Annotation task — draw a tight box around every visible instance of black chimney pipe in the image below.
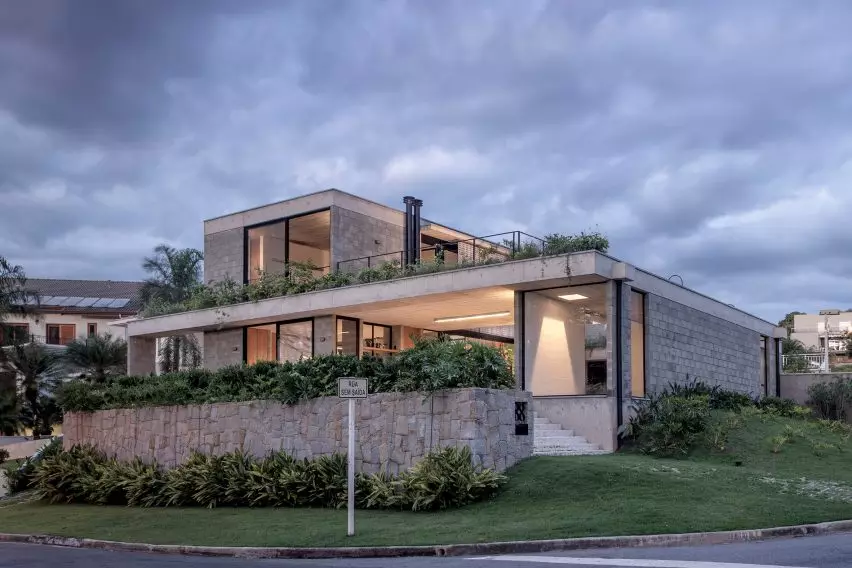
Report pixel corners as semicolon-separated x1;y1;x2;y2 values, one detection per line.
413;198;423;264
403;196;416;265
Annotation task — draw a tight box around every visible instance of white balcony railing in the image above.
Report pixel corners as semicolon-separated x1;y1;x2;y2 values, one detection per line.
781;353;828;373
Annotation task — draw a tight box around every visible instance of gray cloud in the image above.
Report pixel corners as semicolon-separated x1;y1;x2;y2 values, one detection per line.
2;0;852;321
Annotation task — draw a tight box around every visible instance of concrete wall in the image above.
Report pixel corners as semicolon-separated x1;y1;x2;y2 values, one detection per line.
331;205;405;270
780;373;852;404
642;294;765;396
202;329;243;370
534;396;616;451
204;227;244;285
63;388;533;473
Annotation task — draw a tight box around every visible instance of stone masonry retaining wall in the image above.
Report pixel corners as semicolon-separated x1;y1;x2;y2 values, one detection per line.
63;388;533;473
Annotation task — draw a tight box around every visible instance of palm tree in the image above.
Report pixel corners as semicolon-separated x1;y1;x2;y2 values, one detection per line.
0;389;22;436
64;333;127;383
4;343;63;439
141;245;204;371
0;256;39;347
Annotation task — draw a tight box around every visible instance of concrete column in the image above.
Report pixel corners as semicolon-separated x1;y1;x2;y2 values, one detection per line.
128;336;157;376
514;291;525;390
313;315;336;355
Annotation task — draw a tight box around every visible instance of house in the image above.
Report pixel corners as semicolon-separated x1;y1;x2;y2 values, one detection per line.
0;279;144;347
790;311;852;352
114;189;786;453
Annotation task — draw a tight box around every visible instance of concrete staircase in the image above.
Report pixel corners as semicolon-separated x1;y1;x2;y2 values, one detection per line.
533;412;609;456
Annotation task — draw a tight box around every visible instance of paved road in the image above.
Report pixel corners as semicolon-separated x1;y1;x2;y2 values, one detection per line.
1;533;851;568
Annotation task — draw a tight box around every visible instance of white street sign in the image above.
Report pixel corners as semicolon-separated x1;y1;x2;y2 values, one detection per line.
338;377;368;537
338;377;368;399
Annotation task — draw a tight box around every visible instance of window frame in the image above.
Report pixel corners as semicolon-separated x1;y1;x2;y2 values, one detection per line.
362;321;394;354
242;208;331;284
629;289;647;399
46;323;76;346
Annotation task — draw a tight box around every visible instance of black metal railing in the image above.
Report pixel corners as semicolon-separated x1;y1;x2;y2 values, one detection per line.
335;231;545;273
515;401;529;436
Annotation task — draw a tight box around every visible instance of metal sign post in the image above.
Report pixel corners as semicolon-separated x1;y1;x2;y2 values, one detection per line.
338;377;368;537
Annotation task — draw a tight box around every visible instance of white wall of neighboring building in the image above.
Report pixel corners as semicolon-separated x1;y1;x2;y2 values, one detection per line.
4;313;122;343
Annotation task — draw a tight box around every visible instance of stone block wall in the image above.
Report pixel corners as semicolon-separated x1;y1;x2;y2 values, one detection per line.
331;206;405;270
204;228;244;284
203;329;243;370
63;388;533;473
644;294;763;395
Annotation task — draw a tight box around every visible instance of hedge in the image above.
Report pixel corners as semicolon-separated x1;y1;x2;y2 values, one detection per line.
58;336;514;413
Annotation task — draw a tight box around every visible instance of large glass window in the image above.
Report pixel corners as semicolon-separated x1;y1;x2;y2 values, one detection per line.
46;324;75;346
278;320;313;363
246;210;330;283
362;322;394;358
524;284;609;396
246;324;277;365
336;317;359;355
630;290;646;398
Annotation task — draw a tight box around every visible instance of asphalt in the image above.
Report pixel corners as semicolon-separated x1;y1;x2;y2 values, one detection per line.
1;533;851;568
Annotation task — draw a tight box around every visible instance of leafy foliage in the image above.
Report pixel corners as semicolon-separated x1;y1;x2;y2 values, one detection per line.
664;378;755;411
142;229;610;317
64;333;127;383
4;436;63;494
58;336;514;413
0;256;39;326
0;448;8;465
31;445;504;511
3;342;64;437
0;388;23;436
808;378;852;421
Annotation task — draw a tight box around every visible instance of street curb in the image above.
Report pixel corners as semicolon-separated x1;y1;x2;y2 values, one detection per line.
1;519;852;559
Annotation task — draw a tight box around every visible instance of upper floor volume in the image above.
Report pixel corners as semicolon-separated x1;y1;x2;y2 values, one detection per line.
203;188;542;286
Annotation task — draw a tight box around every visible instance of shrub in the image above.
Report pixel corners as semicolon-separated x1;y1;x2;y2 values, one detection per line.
0;448;8;465
666;379;754;411
756;396;810;418
4;437;63;494
636;395;710;456
31;445;504;511
808;379;852;421
58;336;514;413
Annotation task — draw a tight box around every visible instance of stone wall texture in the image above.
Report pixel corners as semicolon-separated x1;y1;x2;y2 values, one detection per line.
203;329;244;370
331;206;405;271
63;388;533;473
204;227;244;284
644;294;765;396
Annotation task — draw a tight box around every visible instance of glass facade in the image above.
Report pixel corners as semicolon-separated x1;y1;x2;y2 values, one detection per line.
246;324;277;365
523;284;609;396
630;290;646;398
246;210;330;282
336;317;359;355
278;320;313;363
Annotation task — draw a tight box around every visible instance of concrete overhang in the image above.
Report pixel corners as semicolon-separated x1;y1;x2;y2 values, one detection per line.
126;251;615;338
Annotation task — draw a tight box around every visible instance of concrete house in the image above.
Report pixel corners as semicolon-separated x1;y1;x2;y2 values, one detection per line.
118;189;786;454
791;311;852;352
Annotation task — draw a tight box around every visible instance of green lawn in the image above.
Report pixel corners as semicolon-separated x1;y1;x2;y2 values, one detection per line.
2;413;852;548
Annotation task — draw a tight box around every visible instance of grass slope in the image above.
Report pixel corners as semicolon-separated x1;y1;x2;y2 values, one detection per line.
2;413;852;547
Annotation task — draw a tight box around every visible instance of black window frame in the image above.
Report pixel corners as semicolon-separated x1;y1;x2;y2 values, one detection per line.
362;321;393;351
243;208;331;285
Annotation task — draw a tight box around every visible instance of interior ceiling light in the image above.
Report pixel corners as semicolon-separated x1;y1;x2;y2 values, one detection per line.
434;311;511;324
559;293;588;301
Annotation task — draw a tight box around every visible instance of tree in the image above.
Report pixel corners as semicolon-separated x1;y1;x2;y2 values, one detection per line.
3;343;63;438
781;337;807;354
141;245;204;372
778;311;805;337
64;333;127;383
0;389;22;436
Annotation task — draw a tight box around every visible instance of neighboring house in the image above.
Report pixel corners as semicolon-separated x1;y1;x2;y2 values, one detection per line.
791;312;852;352
115;188;786;453
0;279;144;347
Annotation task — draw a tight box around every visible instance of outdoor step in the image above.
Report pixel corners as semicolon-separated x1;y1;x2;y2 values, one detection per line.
535;425;574;435
533;449;611;456
534;435;591;444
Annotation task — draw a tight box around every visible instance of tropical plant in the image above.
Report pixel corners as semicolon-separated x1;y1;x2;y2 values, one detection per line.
4;436;63;494
63;333;127;383
0;388;22;435
0;448;8;465
0;256;39;329
140;245;204;370
29;445;505;511
808;378;852;422
58;337;515;413
4;343;64;437
628;394;712;457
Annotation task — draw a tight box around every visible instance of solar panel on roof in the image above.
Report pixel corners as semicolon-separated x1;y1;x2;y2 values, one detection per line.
39;296;55;305
47;296;69;306
78;298;99;307
92;298;114;308
106;298;130;308
59;297;85;307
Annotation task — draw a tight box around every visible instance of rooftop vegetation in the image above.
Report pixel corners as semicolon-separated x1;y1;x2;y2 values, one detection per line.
141;231;608;317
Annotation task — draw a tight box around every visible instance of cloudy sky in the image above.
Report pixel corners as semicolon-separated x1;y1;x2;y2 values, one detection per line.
2;0;851;323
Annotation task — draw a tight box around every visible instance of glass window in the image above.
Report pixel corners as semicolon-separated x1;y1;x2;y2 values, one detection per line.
0;323;30;346
278;320;313;363
336;317;359;355
246;324;277;365
247;221;287;283
288;210;331;276
46;324;75;345
87;323;98;337
363;322;394;357
524;284;609;396
630;290;646;398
